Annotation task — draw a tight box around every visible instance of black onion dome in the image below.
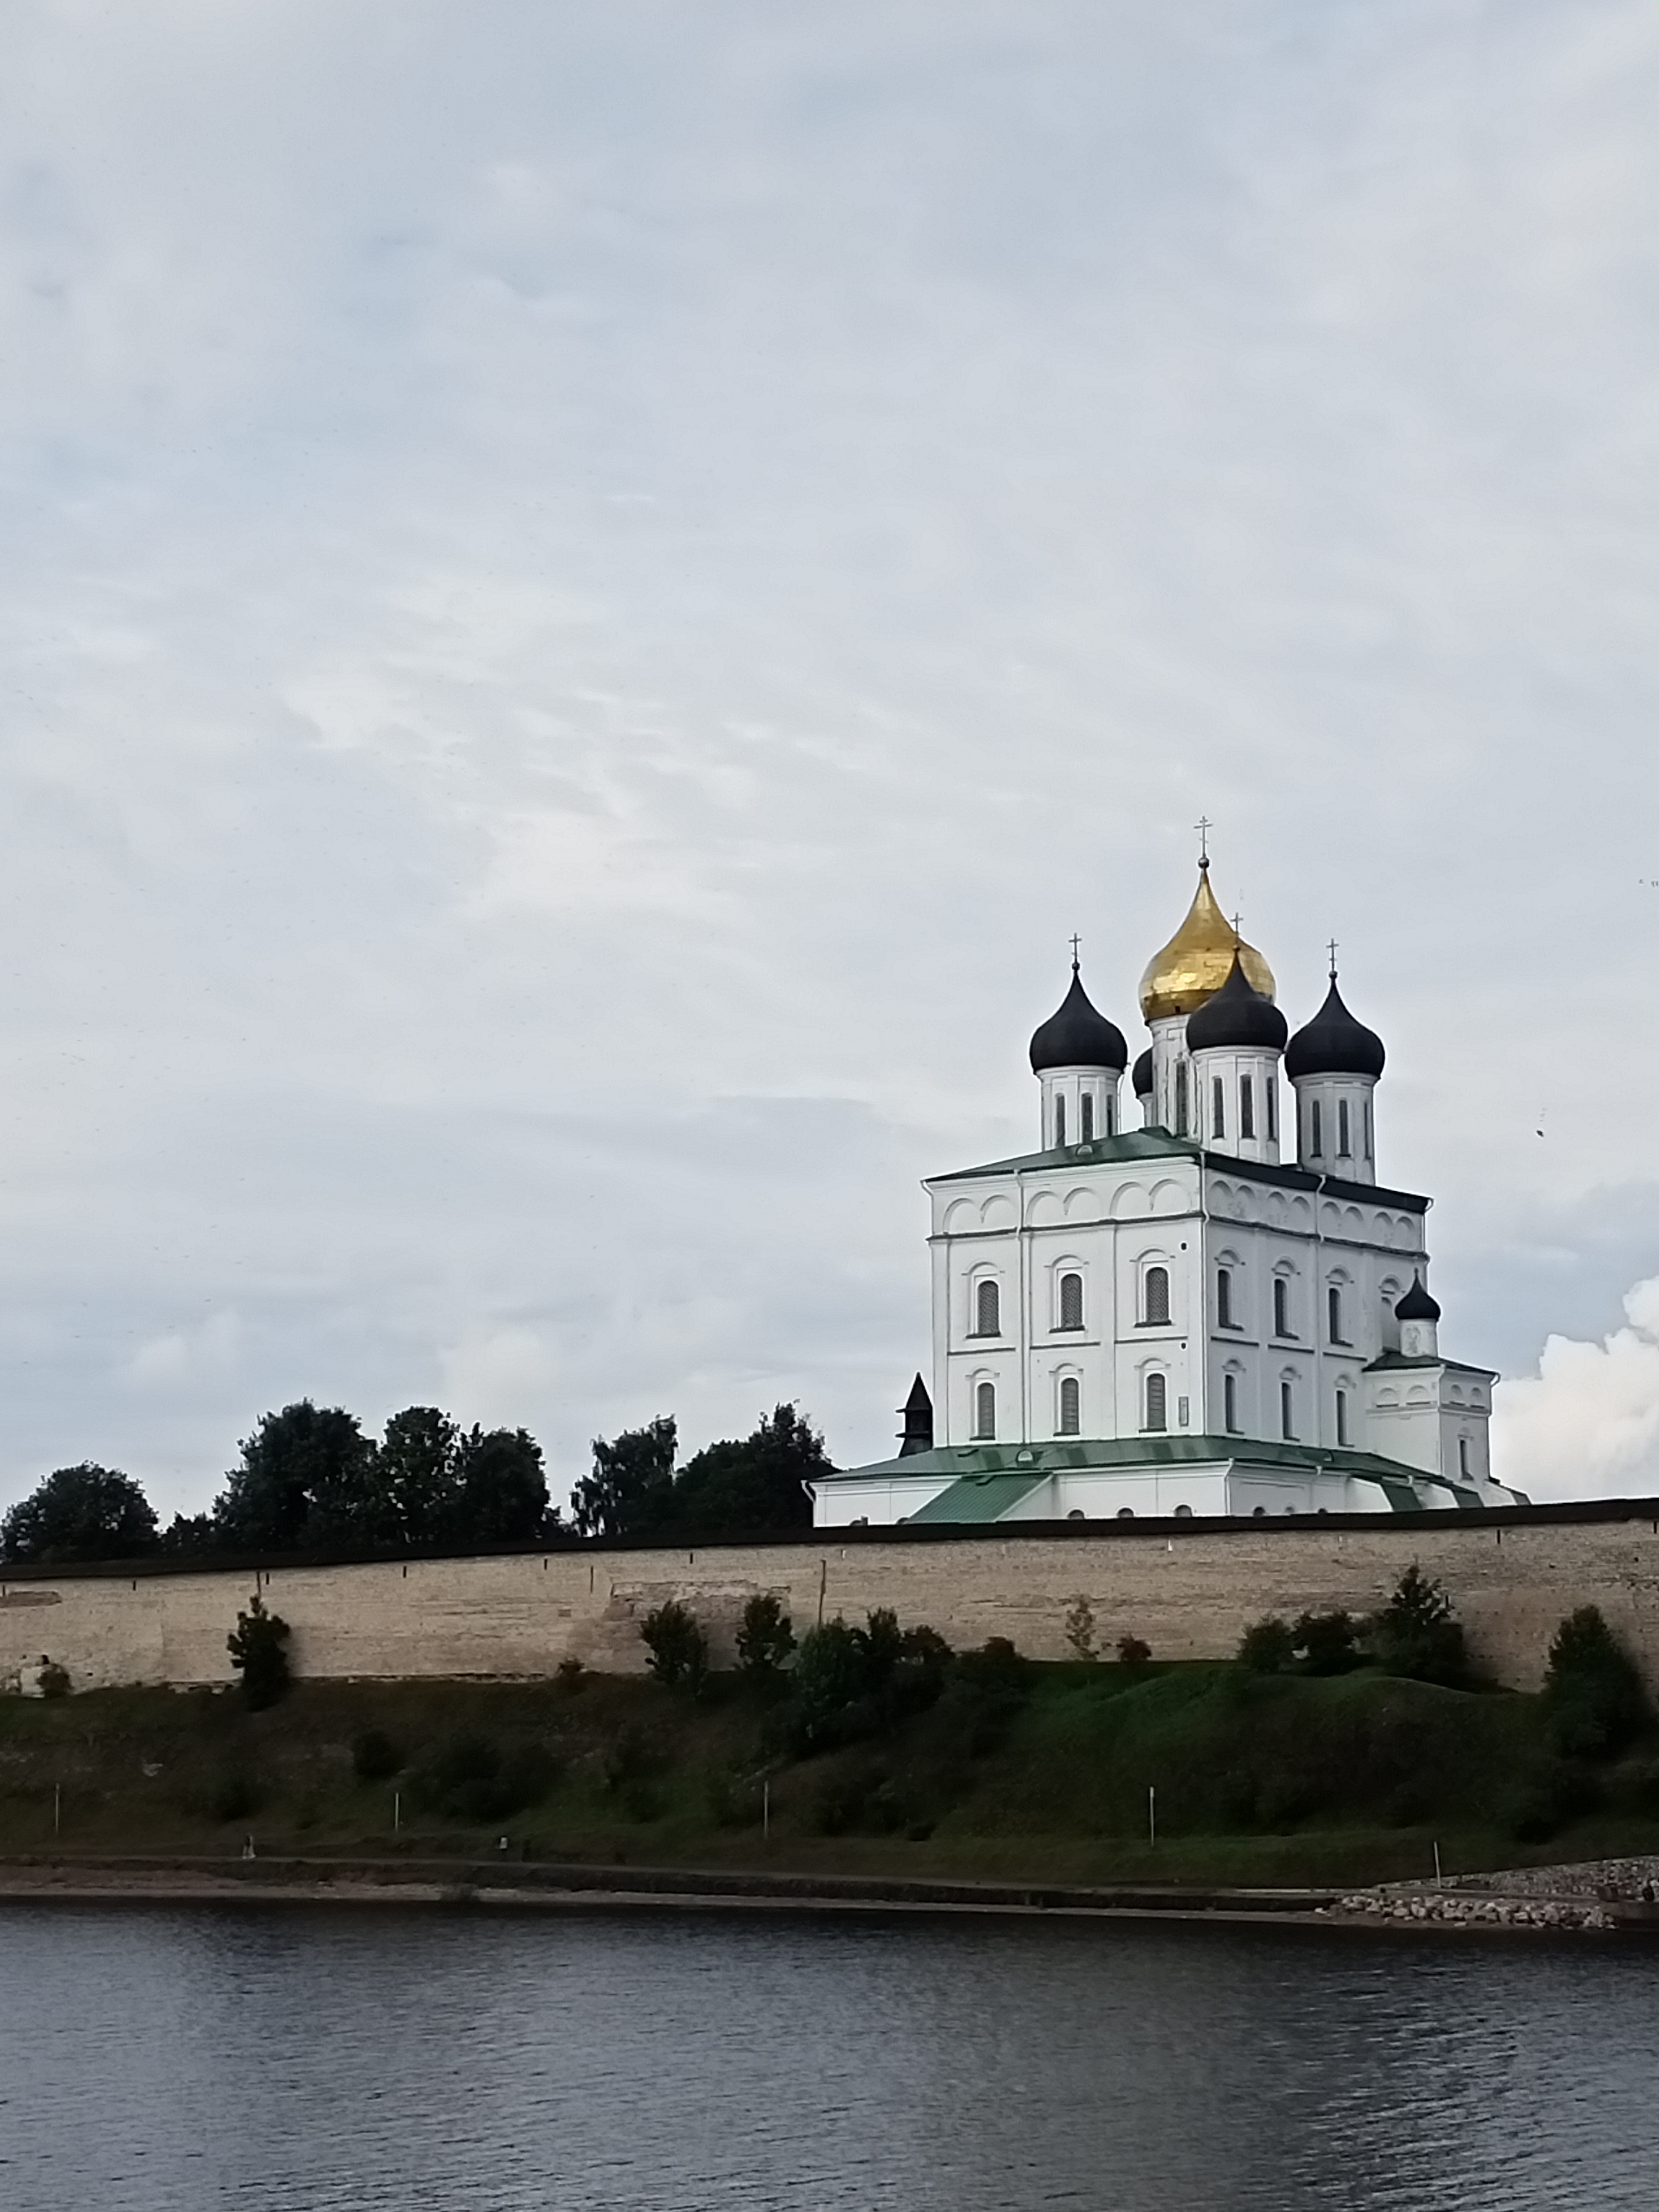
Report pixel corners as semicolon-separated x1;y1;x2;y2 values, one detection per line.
1029;967;1127;1073
1184;950;1288;1054
1395;1273;1441;1323
1132;1047;1153;1097
1285;977;1385;1081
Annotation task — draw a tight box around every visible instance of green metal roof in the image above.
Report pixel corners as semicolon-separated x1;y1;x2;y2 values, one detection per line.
930;1130;1198;1183
1364;1352;1499;1380
909;1472;1049;1524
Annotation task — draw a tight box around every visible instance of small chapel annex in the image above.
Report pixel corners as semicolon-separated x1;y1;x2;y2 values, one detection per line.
810;854;1526;1527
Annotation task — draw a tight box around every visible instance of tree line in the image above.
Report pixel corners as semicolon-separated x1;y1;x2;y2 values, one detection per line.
0;1399;830;1565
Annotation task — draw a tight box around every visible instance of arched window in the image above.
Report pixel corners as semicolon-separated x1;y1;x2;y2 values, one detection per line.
1144;1372;1167;1432
1335;1388;1349;1447
1266;1081;1277;1144
1364;1098;1373;1160
1054;1094;1066;1148
973;1381;996;1439
1144;1265;1171;1326
974;1279;1000;1337
1058;1272;1084;1330
1280;1379;1295;1440
1173;1503;1194;1518
1223;1372;1240;1433
1328;1286;1344;1344
1066;1507;1086;1521
1458;1436;1470;1479
1309;1098;1323;1157
1058;1376;1081;1436
1081;1093;1094;1142
1217;1266;1234;1329
1239;1076;1255;1141
1338;1098;1352;1157
1174;1061;1189;1136
1105;1094;1116;1136
1116;1506;1135;1520
1212;1076;1225;1140
1272;1276;1291;1338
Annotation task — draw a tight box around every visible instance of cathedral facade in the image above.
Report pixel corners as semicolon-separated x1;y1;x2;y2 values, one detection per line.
811;857;1525;1527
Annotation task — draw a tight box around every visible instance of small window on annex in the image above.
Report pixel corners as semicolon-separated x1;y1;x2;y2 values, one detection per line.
1223;1371;1240;1433
1058;1271;1084;1331
1272;1276;1291;1338
1335;1388;1349;1447
1239;1076;1255;1141
1458;1436;1471;1479
973;1381;997;1439
1212;1076;1225;1140
1144;1372;1168;1432
974;1279;1000;1337
1081;1093;1094;1142
1217;1266;1234;1329
1143;1265;1171;1326
1280;1379;1295;1440
1058;1376;1081;1436
1054;1094;1066;1149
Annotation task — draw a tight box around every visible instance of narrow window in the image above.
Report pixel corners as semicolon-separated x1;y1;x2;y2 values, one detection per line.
1224;1372;1239;1432
1144;1265;1171;1326
1144;1373;1167;1431
1273;1277;1290;1337
1335;1389;1349;1447
1458;1436;1470;1479
1338;1098;1351;1157
1364;1098;1373;1160
1058;1376;1081;1436
1239;1076;1255;1141
1280;1380;1295;1439
1058;1272;1084;1331
1266;1080;1277;1144
1081;1093;1094;1142
1105;1094;1115;1136
1328;1286;1344;1343
1310;1098;1323;1157
1175;1061;1189;1136
975;1279;1000;1337
973;1381;996;1439
1212;1076;1225;1140
1055;1094;1066;1149
1217;1266;1233;1329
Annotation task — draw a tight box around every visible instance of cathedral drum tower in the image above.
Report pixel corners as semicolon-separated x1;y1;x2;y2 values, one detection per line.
812;853;1523;1527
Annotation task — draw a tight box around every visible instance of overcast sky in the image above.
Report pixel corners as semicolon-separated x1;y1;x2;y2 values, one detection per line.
3;1;1659;1519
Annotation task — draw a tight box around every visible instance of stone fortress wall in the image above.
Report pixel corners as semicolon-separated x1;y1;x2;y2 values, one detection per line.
5;1501;1659;1696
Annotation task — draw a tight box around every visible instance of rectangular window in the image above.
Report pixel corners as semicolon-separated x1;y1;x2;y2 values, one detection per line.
1058;1272;1084;1330
1081;1094;1094;1142
1144;1266;1171;1326
1338;1098;1351;1157
1212;1076;1225;1140
1055;1094;1066;1149
1364;1098;1373;1160
1058;1376;1081;1436
975;1280;1000;1337
1105;1095;1115;1136
1177;1394;1190;1428
1335;1389;1348;1447
974;1381;996;1439
1223;1373;1239;1433
1217;1267;1233;1329
1266;1081;1277;1144
1280;1380;1295;1439
1144;1373;1167;1432
1239;1077;1255;1141
1458;1436;1470;1478
1328;1286;1344;1344
1310;1099;1323;1157
1175;1061;1189;1136
1273;1278;1291;1337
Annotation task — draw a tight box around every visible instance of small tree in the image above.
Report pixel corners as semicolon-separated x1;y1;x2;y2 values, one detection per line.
1293;1609;1359;1676
640;1599;708;1689
1239;1615;1296;1673
737;1593;795;1675
1545;1606;1648;1759
1369;1564;1466;1686
1064;1595;1098;1662
1116;1632;1151;1669
227;1593;293;1709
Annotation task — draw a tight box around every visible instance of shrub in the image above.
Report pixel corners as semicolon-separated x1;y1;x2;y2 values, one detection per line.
946;1637;1033;1755
37;1661;71;1699
1544;1606;1648;1760
209;1770;261;1823
737;1593;796;1675
1368;1564;1467;1687
414;1733;557;1824
777;1611;951;1756
1238;1616;1295;1674
640;1600;708;1690
1063;1595;1098;1662
352;1728;403;1782
1116;1633;1151;1670
554;1656;587;1695
1499;1762;1603;1844
1293;1609;1359;1676
227;1593;292;1710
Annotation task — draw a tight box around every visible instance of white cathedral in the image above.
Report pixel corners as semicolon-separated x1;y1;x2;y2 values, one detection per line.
811;854;1526;1527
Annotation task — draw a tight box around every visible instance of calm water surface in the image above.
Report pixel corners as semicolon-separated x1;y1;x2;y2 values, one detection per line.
1;1905;1656;2210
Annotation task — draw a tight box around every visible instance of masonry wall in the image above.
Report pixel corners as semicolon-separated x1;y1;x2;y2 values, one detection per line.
6;1505;1659;1695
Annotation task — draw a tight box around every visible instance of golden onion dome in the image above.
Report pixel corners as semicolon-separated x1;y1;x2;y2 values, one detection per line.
1139;862;1275;1021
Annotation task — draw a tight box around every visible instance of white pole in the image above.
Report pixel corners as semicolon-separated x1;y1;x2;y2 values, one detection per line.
1433;1839;1442;1886
53;1784;60;1838
763;1781;770;1840
394;1790;401;1834
1148;1785;1156;1848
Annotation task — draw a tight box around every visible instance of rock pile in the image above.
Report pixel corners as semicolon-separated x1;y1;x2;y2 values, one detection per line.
1330;1891;1612;1931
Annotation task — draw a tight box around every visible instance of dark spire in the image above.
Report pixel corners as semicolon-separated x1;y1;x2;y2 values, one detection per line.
1395;1273;1441;1324
1132;1047;1153;1097
1184;948;1288;1055
898;1374;934;1457
1285;972;1386;1081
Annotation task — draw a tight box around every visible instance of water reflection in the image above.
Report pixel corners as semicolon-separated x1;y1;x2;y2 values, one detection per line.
1;1907;1656;2211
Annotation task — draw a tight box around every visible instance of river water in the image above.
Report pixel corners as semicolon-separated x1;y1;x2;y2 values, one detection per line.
1;1905;1656;2210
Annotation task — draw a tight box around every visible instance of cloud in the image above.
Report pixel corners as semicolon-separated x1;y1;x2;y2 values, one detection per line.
1493;1279;1659;1501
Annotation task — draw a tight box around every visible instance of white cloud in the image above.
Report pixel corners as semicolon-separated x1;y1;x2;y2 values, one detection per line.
1494;1279;1659;1501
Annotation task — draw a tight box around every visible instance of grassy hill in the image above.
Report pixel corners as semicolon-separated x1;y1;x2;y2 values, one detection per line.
6;1655;1659;1888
